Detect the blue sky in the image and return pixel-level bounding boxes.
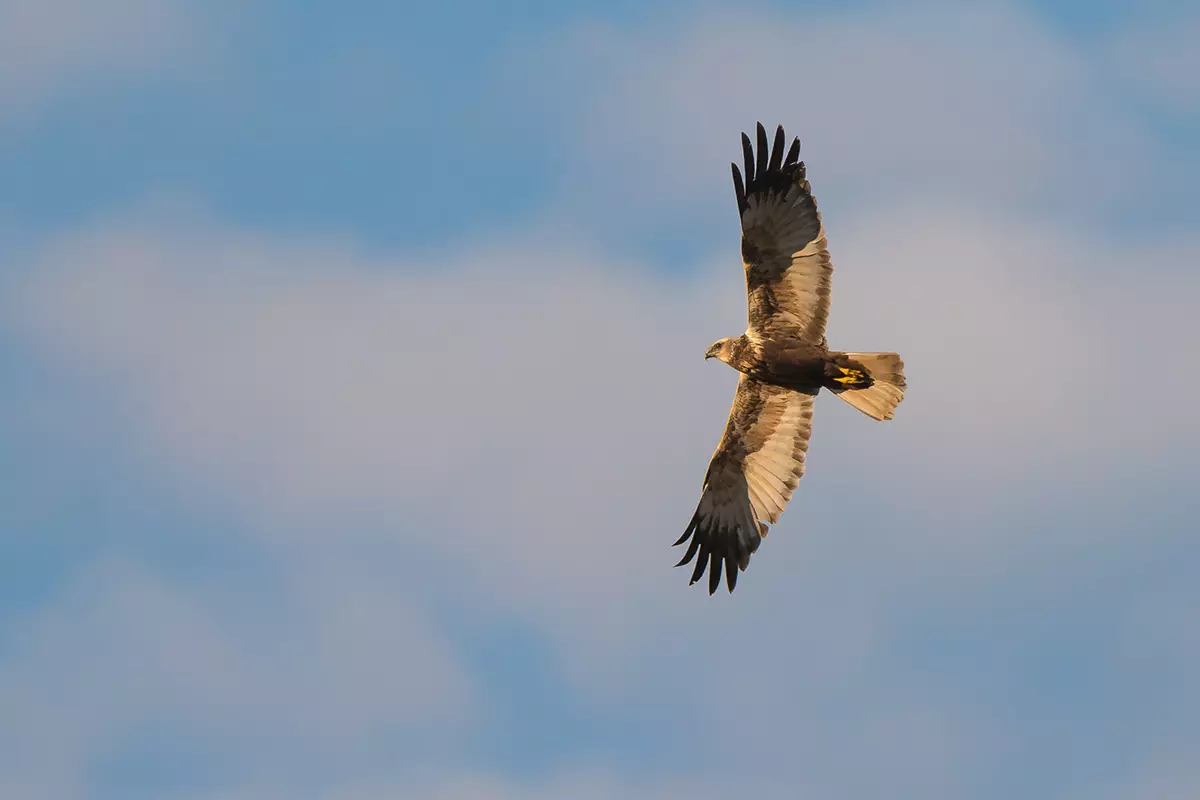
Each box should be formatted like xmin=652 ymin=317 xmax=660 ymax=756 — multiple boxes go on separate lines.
xmin=2 ymin=1 xmax=1198 ymax=798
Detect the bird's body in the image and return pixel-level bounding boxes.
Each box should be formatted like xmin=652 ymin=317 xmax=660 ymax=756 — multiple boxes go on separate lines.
xmin=675 ymin=123 xmax=907 ymax=594
xmin=707 ymin=334 xmax=876 ymax=395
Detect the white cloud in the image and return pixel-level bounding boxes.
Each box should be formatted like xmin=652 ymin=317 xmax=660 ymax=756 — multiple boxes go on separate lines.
xmin=0 ymin=557 xmax=473 ymax=795
xmin=0 ymin=0 xmax=204 ymax=125
xmin=496 ymin=3 xmax=1151 ymax=235
xmin=10 ymin=201 xmax=1200 ymax=684
xmin=4 ymin=2 xmax=1199 ymax=797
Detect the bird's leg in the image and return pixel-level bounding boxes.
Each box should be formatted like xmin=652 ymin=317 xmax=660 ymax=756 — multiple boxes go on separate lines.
xmin=832 ymin=368 xmax=867 ymax=386
xmin=823 ymin=359 xmax=874 ymax=390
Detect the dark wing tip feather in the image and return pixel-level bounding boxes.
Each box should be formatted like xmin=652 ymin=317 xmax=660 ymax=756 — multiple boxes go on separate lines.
xmin=689 ymin=543 xmax=709 ymax=586
xmin=736 ymin=124 xmax=809 ymax=213
xmin=674 ymin=510 xmax=762 ymax=594
xmin=785 ymin=137 xmax=801 ymax=166
xmin=672 ymin=514 xmax=697 ymax=547
xmin=674 ymin=534 xmax=700 ymax=567
xmin=740 ymin=133 xmax=755 ymax=184
xmin=767 ymin=125 xmax=786 ymax=173
xmin=754 ymin=123 xmax=769 ymax=180
xmin=707 ymin=550 xmax=721 ymax=595
xmin=731 ymin=163 xmax=748 ymax=215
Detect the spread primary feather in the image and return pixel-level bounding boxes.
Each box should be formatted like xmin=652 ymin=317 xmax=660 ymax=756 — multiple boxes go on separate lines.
xmin=675 ymin=123 xmax=907 ymax=594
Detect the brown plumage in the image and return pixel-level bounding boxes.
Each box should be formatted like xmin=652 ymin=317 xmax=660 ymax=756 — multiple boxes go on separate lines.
xmin=675 ymin=123 xmax=907 ymax=594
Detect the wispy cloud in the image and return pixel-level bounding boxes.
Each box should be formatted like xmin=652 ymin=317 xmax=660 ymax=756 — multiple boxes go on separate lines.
xmin=10 ymin=190 xmax=1198 ymax=711
xmin=0 ymin=0 xmax=207 ymax=126
xmin=3 ymin=2 xmax=1199 ymax=798
xmin=0 ymin=555 xmax=473 ymax=797
xmin=498 ymin=3 xmax=1157 ymax=239
xmin=14 ymin=199 xmax=1197 ymax=538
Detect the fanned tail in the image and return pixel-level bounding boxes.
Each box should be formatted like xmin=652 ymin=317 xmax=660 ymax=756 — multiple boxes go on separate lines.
xmin=832 ymin=352 xmax=905 ymax=421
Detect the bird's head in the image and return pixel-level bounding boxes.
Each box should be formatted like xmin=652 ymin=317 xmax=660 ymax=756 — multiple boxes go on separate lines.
xmin=705 ymin=338 xmax=736 ymax=364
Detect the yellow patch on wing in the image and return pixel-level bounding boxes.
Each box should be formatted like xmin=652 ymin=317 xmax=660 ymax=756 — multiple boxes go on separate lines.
xmin=833 ymin=368 xmax=866 ymax=385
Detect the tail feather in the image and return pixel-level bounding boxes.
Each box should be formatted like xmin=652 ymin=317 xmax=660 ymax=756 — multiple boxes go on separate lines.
xmin=833 ymin=352 xmax=905 ymax=421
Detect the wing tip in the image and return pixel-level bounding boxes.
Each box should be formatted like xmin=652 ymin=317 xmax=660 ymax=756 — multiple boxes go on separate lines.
xmin=731 ymin=162 xmax=748 ymax=215
xmin=673 ymin=513 xmax=762 ymax=594
xmin=785 ymin=136 xmax=801 ymax=166
xmin=737 ymin=122 xmax=809 ymax=205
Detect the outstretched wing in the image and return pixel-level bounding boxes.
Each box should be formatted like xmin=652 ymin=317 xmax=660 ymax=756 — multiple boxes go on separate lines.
xmin=732 ymin=122 xmax=833 ymax=345
xmin=674 ymin=376 xmax=816 ymax=594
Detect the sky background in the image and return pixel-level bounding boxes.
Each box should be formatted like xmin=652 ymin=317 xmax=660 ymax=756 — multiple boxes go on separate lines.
xmin=2 ymin=1 xmax=1199 ymax=798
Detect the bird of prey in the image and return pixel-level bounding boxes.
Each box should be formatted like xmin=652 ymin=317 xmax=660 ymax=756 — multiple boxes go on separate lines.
xmin=674 ymin=122 xmax=906 ymax=594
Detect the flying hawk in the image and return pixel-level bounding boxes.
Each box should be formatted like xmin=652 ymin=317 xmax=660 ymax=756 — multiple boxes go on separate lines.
xmin=675 ymin=122 xmax=906 ymax=594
